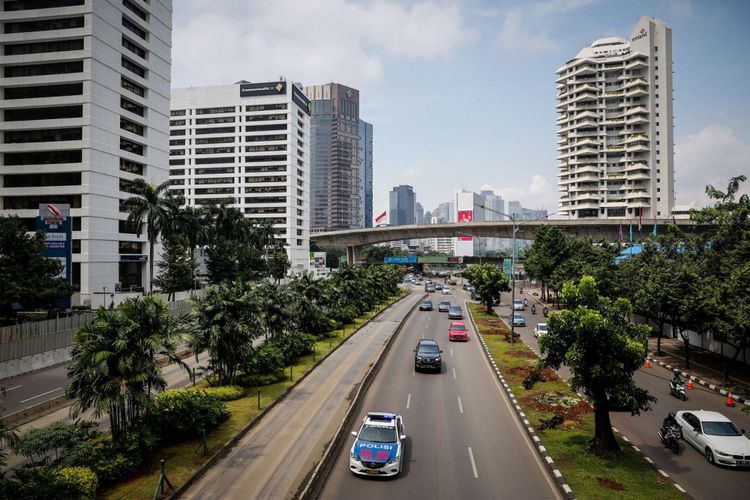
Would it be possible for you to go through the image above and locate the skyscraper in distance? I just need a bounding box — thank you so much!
[0,0,173,305]
[556,16,674,220]
[358,119,373,228]
[388,185,415,226]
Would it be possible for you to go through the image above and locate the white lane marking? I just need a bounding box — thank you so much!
[421,333,424,339]
[452,367,457,379]
[675,484,687,493]
[406,393,411,410]
[425,324,429,329]
[5,385,22,392]
[450,348,454,357]
[412,370,415,377]
[467,447,478,478]
[20,387,63,404]
[458,396,464,414]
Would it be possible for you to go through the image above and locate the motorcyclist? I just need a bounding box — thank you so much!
[531,304,536,315]
[661,411,678,435]
[542,306,549,317]
[671,372,683,386]
[523,298,528,307]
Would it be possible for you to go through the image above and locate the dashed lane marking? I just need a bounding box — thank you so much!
[467,447,478,478]
[458,396,464,414]
[406,393,411,410]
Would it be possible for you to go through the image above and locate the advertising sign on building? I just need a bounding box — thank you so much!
[457,210,473,240]
[292,85,312,115]
[240,81,287,98]
[384,256,417,264]
[37,203,72,308]
[309,252,326,271]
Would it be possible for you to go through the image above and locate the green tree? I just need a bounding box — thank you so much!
[190,283,259,385]
[66,297,185,445]
[153,234,196,300]
[360,245,407,263]
[524,225,569,302]
[539,277,654,454]
[463,264,510,314]
[288,273,334,336]
[124,180,173,293]
[174,205,211,286]
[0,216,72,320]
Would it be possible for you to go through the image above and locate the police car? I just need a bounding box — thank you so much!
[349,412,406,477]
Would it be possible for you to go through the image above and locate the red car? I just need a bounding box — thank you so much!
[448,321,468,342]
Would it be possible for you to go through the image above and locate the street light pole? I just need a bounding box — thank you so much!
[509,213,517,344]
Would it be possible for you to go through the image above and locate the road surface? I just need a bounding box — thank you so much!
[320,287,560,499]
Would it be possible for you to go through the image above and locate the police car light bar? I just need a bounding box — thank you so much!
[366,412,396,421]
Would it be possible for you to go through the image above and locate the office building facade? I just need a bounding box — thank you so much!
[453,190,484,257]
[169,80,311,273]
[388,185,415,226]
[359,119,373,228]
[0,0,172,305]
[556,16,674,219]
[304,83,361,232]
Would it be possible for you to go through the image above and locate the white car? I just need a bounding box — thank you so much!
[675,410,750,466]
[513,299,525,311]
[349,412,406,476]
[533,323,548,338]
[442,287,452,295]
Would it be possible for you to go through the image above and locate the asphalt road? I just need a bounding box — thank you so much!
[181,292,424,500]
[2,363,69,414]
[495,290,750,498]
[320,287,560,500]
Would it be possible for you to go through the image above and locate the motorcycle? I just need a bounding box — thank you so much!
[658,424,682,454]
[531,304,537,315]
[669,380,687,401]
[542,307,549,318]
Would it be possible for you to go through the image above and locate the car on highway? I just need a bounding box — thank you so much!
[675,410,750,466]
[435,283,443,291]
[442,287,452,295]
[349,412,406,477]
[438,299,451,312]
[419,299,433,311]
[414,339,442,372]
[448,321,468,341]
[533,323,548,338]
[513,299,525,311]
[425,284,436,293]
[509,313,526,327]
[448,304,463,319]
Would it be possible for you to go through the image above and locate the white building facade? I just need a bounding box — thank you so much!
[169,81,311,273]
[556,16,674,220]
[453,190,484,257]
[0,0,173,305]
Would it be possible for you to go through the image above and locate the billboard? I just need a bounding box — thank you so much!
[292,84,312,116]
[309,252,326,271]
[457,210,473,240]
[418,256,464,264]
[37,203,72,308]
[240,81,287,98]
[384,256,417,264]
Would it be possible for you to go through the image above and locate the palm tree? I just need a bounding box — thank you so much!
[0,386,18,467]
[124,179,173,293]
[174,205,210,288]
[66,297,186,445]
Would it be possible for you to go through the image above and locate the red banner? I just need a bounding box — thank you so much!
[375,210,387,223]
[458,210,473,240]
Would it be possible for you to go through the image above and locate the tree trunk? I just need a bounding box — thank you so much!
[592,388,619,454]
[655,321,663,357]
[149,236,155,293]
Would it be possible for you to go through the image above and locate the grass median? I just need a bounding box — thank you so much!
[469,303,685,500]
[101,290,409,499]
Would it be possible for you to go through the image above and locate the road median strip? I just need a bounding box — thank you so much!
[466,302,687,500]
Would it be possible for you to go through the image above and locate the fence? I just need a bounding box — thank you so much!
[0,292,203,365]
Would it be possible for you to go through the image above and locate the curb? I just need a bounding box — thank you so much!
[465,302,576,500]
[171,290,414,499]
[297,292,426,499]
[646,356,750,407]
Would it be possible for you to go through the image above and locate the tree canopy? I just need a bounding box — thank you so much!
[463,264,510,313]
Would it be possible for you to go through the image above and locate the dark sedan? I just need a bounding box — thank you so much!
[419,300,433,311]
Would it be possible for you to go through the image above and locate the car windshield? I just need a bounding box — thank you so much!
[702,420,743,436]
[440,301,450,305]
[449,306,461,311]
[358,425,397,443]
[538,325,548,331]
[513,300,523,305]
[418,344,439,354]
[421,301,431,306]
[451,325,466,331]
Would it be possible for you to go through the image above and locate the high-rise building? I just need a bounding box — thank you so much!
[423,210,432,224]
[0,0,172,305]
[358,119,373,228]
[453,190,484,257]
[415,202,424,225]
[508,201,522,219]
[432,202,451,224]
[304,83,361,232]
[556,16,674,219]
[480,190,505,252]
[169,80,311,273]
[388,185,415,226]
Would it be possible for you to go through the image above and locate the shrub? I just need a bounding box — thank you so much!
[236,371,286,387]
[245,343,285,375]
[57,467,98,499]
[156,385,243,402]
[150,389,228,437]
[2,466,90,499]
[14,420,99,463]
[269,333,316,365]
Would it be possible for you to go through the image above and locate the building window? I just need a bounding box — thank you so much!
[195,147,235,155]
[195,187,234,195]
[169,159,186,166]
[5,105,82,121]
[196,136,234,144]
[195,157,235,165]
[170,139,185,146]
[196,106,235,114]
[196,126,235,135]
[120,158,145,175]
[122,56,146,78]
[121,97,145,116]
[245,165,286,173]
[120,117,145,136]
[170,149,185,156]
[245,124,287,133]
[4,60,83,78]
[121,77,145,97]
[4,0,84,10]
[4,38,83,55]
[122,36,147,59]
[297,239,303,246]
[3,172,81,187]
[194,177,233,185]
[4,127,82,143]
[245,155,287,163]
[120,138,145,156]
[4,16,83,33]
[244,196,287,204]
[122,15,146,40]
[122,0,147,21]
[119,241,143,254]
[170,129,186,136]
[170,119,186,126]
[245,114,287,122]
[4,83,82,100]
[195,167,234,175]
[171,110,186,117]
[196,116,235,125]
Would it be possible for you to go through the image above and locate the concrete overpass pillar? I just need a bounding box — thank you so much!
[346,245,363,265]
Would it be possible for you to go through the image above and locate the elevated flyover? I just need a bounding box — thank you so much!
[311,219,706,264]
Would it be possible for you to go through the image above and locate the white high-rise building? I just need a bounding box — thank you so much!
[453,190,484,257]
[0,0,173,305]
[556,16,674,220]
[169,81,311,273]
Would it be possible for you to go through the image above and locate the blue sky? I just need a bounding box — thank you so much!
[172,0,750,218]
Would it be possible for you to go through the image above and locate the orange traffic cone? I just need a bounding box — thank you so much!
[687,379,694,390]
[645,359,652,368]
[726,393,735,407]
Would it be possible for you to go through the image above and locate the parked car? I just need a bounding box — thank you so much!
[533,323,548,338]
[509,313,526,327]
[448,321,468,342]
[513,299,525,311]
[675,410,750,466]
[448,305,463,320]
[419,300,433,311]
[438,300,451,312]
[414,339,442,372]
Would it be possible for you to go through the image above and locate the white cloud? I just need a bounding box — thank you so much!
[675,124,750,206]
[172,0,477,89]
[479,175,556,211]
[495,0,599,52]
